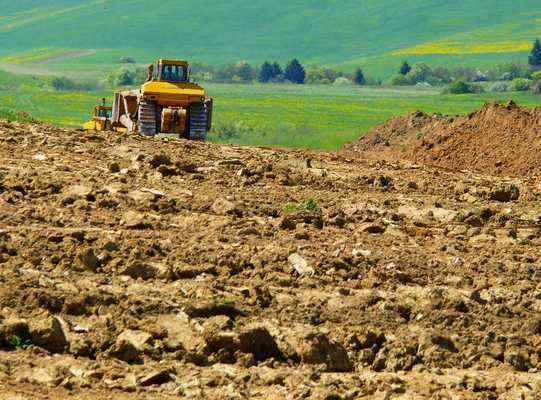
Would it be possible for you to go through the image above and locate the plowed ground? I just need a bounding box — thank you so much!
[1,120,541,399]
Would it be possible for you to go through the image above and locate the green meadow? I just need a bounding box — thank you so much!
[1,70,539,150]
[2,1,541,79]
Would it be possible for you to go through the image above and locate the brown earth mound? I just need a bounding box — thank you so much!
[1,120,541,398]
[347,101,541,177]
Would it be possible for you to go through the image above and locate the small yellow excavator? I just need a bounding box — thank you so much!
[83,59,213,140]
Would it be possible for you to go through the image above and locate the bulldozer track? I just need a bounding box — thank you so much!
[189,103,207,141]
[138,101,157,136]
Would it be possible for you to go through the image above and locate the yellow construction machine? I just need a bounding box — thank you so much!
[84,59,213,140]
[83,99,115,132]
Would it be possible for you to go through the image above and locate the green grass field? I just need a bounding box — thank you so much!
[1,1,541,80]
[1,70,539,149]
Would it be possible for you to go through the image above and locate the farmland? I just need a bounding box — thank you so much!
[1,70,540,149]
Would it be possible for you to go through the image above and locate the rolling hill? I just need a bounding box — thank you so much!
[1,0,541,77]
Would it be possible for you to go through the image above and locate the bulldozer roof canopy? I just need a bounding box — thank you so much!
[158,59,189,66]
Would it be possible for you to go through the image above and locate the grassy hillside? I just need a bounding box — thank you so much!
[1,68,540,149]
[1,0,541,77]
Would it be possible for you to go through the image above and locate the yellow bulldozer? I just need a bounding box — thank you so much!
[84,59,213,140]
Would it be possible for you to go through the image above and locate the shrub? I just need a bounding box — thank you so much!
[512,78,531,91]
[333,77,353,86]
[532,80,541,94]
[353,68,366,85]
[50,76,78,91]
[489,82,510,92]
[531,70,541,81]
[107,67,147,86]
[388,74,411,86]
[119,56,136,64]
[444,80,483,94]
[406,63,432,84]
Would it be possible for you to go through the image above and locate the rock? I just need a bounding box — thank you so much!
[149,153,171,168]
[505,350,531,372]
[122,211,151,229]
[30,316,69,354]
[359,222,386,234]
[211,198,237,215]
[288,253,315,276]
[294,331,352,372]
[1,318,30,349]
[418,333,458,353]
[156,313,205,353]
[490,184,520,202]
[139,369,172,387]
[64,185,93,199]
[108,162,120,173]
[109,330,152,364]
[76,248,100,272]
[238,324,282,362]
[121,261,158,280]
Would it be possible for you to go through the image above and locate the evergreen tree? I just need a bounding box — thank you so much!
[354,68,366,85]
[258,61,274,83]
[271,62,283,79]
[284,59,305,84]
[400,61,412,75]
[529,39,541,67]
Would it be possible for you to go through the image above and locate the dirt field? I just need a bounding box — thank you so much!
[347,102,541,178]
[1,119,541,399]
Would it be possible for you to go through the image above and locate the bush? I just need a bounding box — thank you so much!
[532,80,541,94]
[50,77,78,91]
[489,82,510,92]
[531,70,541,81]
[388,74,411,86]
[444,80,483,94]
[119,56,136,64]
[512,78,531,91]
[107,67,147,86]
[406,63,432,84]
[333,77,353,86]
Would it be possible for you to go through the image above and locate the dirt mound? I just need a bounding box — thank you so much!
[347,102,541,176]
[1,120,541,398]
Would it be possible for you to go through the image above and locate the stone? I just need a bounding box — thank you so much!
[108,162,120,173]
[505,350,531,372]
[109,330,152,364]
[30,316,69,354]
[238,324,282,362]
[139,369,172,387]
[156,313,204,353]
[359,222,386,234]
[121,262,158,280]
[490,184,520,202]
[123,211,151,229]
[288,253,315,276]
[211,198,237,215]
[295,331,352,372]
[76,248,100,272]
[149,153,171,168]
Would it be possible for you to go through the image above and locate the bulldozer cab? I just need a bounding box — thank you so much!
[94,106,112,119]
[152,60,189,83]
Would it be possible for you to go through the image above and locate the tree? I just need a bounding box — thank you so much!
[529,39,541,68]
[353,68,366,85]
[400,61,411,76]
[236,62,254,81]
[284,59,305,84]
[271,62,283,79]
[258,61,274,83]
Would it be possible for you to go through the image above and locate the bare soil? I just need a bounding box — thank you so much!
[1,119,541,399]
[346,101,541,177]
